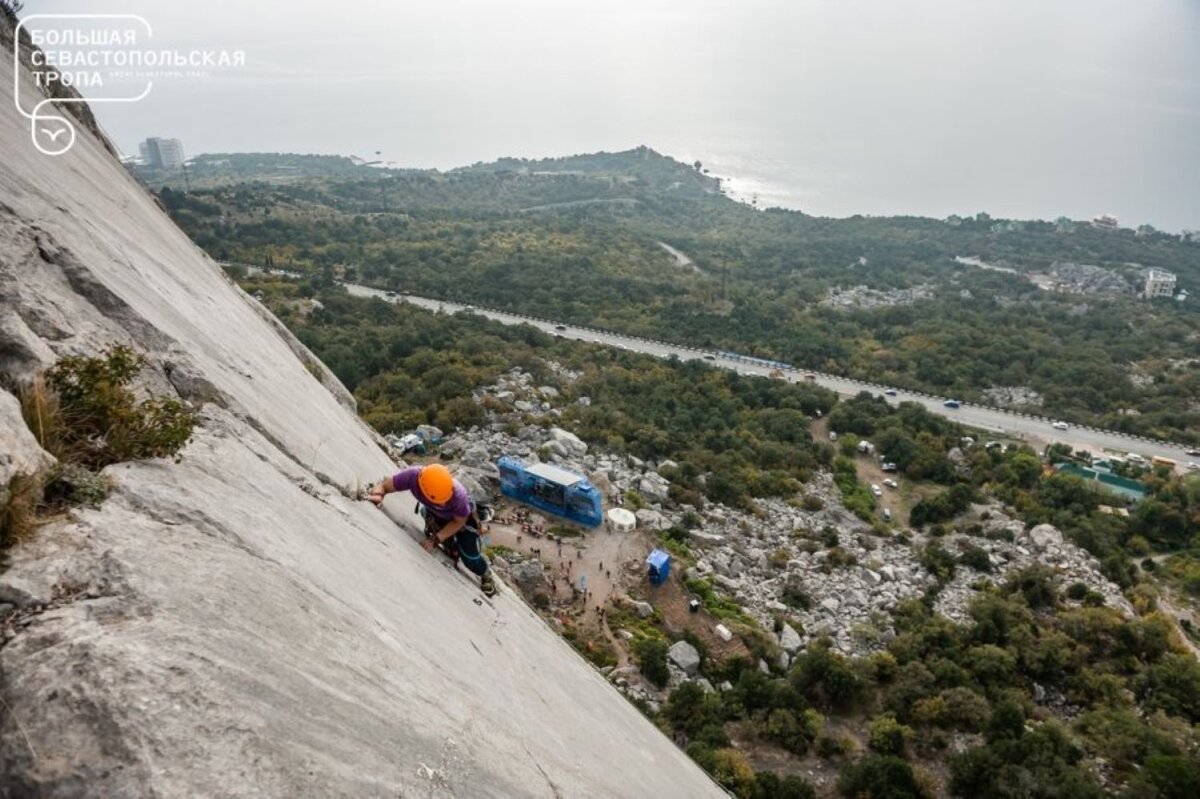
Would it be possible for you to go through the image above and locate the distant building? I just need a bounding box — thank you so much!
[139,137,185,169]
[1143,268,1177,299]
[1091,213,1119,229]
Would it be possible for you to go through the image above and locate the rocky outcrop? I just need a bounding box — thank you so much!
[0,34,721,799]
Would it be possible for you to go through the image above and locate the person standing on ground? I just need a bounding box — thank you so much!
[368,463,496,597]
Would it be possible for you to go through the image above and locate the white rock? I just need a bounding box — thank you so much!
[714,624,733,642]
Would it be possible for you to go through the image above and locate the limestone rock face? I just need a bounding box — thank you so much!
[0,388,53,492]
[0,34,722,799]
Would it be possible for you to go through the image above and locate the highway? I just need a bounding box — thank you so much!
[342,282,1197,471]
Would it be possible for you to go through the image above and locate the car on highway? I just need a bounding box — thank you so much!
[554,324,567,331]
[1188,462,1199,471]
[883,478,898,489]
[703,354,716,360]
[871,483,882,497]
[943,399,961,409]
[881,462,897,472]
[884,389,898,396]
[1052,421,1069,430]
[882,508,892,521]
[804,373,817,381]
[1188,449,1200,457]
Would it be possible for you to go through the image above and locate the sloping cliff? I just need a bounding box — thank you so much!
[0,26,723,799]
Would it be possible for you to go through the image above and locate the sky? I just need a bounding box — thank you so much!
[18,0,1200,230]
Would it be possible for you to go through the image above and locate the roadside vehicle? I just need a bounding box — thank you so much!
[943,399,961,409]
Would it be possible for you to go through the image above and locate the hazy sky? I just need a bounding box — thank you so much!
[22,0,1200,229]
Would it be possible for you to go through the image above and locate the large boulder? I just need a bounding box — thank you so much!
[1029,524,1064,551]
[778,623,803,654]
[667,640,700,677]
[460,443,492,469]
[637,473,670,503]
[548,427,588,458]
[635,509,670,531]
[510,560,549,595]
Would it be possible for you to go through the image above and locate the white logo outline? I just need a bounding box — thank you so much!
[13,13,154,156]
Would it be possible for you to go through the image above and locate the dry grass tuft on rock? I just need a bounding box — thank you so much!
[34,345,196,469]
[3,346,195,556]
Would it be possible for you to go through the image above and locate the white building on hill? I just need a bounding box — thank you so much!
[1143,268,1177,299]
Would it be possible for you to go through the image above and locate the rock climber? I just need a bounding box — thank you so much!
[368,463,496,597]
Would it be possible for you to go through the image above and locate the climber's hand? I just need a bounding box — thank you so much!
[421,537,436,554]
[367,489,385,507]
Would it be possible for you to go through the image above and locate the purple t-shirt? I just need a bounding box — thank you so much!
[391,466,472,521]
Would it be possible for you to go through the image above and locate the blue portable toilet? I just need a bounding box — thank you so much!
[646,549,671,586]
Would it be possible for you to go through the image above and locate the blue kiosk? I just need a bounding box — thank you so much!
[646,549,672,586]
[497,456,604,527]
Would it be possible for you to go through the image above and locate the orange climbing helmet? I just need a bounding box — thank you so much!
[418,463,455,505]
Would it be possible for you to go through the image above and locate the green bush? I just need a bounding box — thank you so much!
[44,346,195,468]
[958,544,992,573]
[838,754,925,799]
[1065,582,1089,600]
[815,733,857,759]
[919,542,957,583]
[751,771,816,799]
[633,637,670,689]
[868,714,914,757]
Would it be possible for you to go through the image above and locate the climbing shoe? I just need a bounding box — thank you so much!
[480,572,497,597]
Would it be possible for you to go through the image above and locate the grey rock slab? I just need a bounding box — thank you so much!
[667,640,701,677]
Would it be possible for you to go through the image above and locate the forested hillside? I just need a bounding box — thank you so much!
[150,148,1200,442]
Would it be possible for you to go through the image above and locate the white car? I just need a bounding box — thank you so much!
[883,478,898,489]
[1052,421,1069,431]
[871,484,882,497]
[1188,461,1199,471]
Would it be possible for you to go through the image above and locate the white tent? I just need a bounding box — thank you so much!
[606,507,637,532]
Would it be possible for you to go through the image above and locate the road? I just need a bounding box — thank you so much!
[339,282,1196,469]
